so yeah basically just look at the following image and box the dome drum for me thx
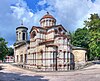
[40,12,56,27]
[16,25,28,43]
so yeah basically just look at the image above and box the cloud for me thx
[0,0,17,45]
[37,0,100,31]
[10,0,34,25]
[0,0,46,46]
[0,0,34,46]
[9,45,14,48]
[0,0,100,46]
[38,0,47,5]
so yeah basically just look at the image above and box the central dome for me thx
[40,12,56,27]
[40,12,55,20]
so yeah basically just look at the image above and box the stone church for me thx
[14,12,87,71]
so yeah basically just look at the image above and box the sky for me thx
[0,0,100,47]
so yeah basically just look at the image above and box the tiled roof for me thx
[40,12,56,21]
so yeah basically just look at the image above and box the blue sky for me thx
[0,0,100,47]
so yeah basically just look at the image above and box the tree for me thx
[8,47,14,56]
[84,13,100,60]
[71,27,89,48]
[71,27,90,60]
[71,13,100,60]
[0,38,8,61]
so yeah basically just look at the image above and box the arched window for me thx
[46,20,48,26]
[32,31,36,38]
[40,50,43,64]
[19,32,21,39]
[58,27,62,32]
[63,32,65,35]
[17,55,19,62]
[63,51,66,62]
[16,33,18,41]
[54,29,58,34]
[22,32,25,40]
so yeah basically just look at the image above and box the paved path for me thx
[0,63,100,81]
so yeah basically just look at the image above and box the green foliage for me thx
[0,38,8,61]
[85,13,100,60]
[8,47,14,56]
[71,28,89,48]
[71,13,100,60]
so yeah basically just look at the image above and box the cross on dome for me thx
[21,20,23,26]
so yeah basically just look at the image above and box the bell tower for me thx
[16,22,28,43]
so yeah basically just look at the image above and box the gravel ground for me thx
[0,63,100,81]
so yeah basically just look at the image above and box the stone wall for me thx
[72,49,87,63]
[14,43,29,64]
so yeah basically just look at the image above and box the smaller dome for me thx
[40,12,56,21]
[16,26,28,30]
[16,21,28,30]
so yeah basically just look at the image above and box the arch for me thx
[40,50,43,54]
[63,32,66,35]
[63,51,66,62]
[32,27,39,33]
[16,33,18,41]
[22,32,25,40]
[58,27,62,32]
[70,53,75,70]
[31,31,36,38]
[54,29,58,34]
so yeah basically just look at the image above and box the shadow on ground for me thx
[0,72,49,81]
[92,61,100,64]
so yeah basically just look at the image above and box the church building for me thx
[14,12,86,71]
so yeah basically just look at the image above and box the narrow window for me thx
[19,32,21,39]
[32,31,36,38]
[16,31,18,41]
[17,55,18,62]
[40,50,43,64]
[55,29,58,34]
[33,53,34,64]
[23,32,25,40]
[34,53,36,65]
[63,51,66,62]
[24,54,27,63]
[20,55,23,62]
[58,27,62,32]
